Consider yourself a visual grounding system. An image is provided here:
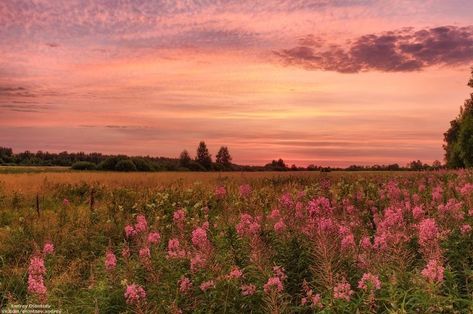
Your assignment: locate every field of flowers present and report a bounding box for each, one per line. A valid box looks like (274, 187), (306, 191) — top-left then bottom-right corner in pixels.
(0, 170), (472, 313)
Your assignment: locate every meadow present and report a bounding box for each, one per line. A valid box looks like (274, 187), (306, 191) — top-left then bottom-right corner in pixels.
(0, 170), (472, 313)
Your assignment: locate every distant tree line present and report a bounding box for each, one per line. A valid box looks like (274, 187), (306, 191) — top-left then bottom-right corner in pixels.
(0, 142), (443, 172)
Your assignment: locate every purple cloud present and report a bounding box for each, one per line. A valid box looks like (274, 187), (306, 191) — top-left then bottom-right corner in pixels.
(276, 25), (473, 73)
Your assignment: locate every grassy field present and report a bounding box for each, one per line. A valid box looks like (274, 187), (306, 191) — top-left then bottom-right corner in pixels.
(0, 170), (472, 313)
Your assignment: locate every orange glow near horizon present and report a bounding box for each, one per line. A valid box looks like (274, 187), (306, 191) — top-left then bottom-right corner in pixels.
(1, 1), (473, 166)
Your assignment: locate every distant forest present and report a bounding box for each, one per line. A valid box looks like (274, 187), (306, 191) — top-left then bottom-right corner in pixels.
(0, 142), (443, 172)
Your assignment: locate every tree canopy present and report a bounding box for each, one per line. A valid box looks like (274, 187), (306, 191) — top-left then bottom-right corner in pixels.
(444, 68), (473, 168)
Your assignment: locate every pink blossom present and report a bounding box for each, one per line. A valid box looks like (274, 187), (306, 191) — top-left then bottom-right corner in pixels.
(63, 198), (70, 206)
(341, 234), (355, 250)
(28, 274), (47, 297)
(200, 280), (215, 292)
(264, 276), (283, 293)
(358, 273), (381, 291)
(139, 247), (151, 262)
(418, 218), (439, 247)
(241, 284), (256, 296)
(147, 232), (161, 245)
(273, 266), (287, 281)
(460, 224), (472, 235)
(307, 196), (332, 217)
(227, 267), (243, 280)
(421, 259), (445, 283)
(239, 184), (252, 198)
(43, 242), (54, 255)
(459, 183), (473, 197)
(215, 186), (227, 199)
(134, 215), (148, 233)
(190, 253), (207, 272)
(360, 236), (372, 250)
(191, 227), (209, 249)
(432, 186), (443, 202)
(236, 213), (261, 238)
(178, 276), (192, 293)
(167, 238), (186, 259)
(28, 256), (46, 276)
(105, 249), (117, 271)
(412, 206), (424, 220)
(124, 283), (146, 305)
(124, 225), (136, 238)
(301, 280), (322, 308)
(333, 279), (354, 302)
(279, 193), (293, 207)
(274, 219), (287, 233)
(269, 209), (281, 220)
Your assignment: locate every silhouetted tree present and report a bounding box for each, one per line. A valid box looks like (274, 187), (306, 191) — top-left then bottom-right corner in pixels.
(216, 146), (232, 169)
(179, 150), (192, 168)
(196, 141), (212, 170)
(264, 158), (287, 171)
(444, 68), (473, 168)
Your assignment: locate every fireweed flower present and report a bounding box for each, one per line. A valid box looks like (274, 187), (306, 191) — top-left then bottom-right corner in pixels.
(28, 256), (47, 298)
(301, 280), (322, 308)
(274, 219), (287, 233)
(239, 184), (252, 198)
(264, 277), (283, 294)
(105, 249), (117, 271)
(279, 192), (293, 207)
(241, 284), (256, 296)
(358, 273), (381, 291)
(178, 276), (192, 293)
(214, 186), (227, 199)
(139, 247), (151, 260)
(134, 215), (148, 233)
(200, 280), (215, 292)
(190, 253), (207, 272)
(173, 209), (186, 229)
(124, 283), (146, 305)
(167, 238), (186, 259)
(63, 198), (70, 206)
(191, 227), (209, 249)
(227, 266), (243, 280)
(460, 224), (472, 235)
(333, 279), (354, 302)
(308, 196), (332, 217)
(147, 232), (161, 245)
(124, 225), (136, 238)
(341, 234), (355, 250)
(269, 209), (281, 220)
(43, 242), (54, 255)
(236, 213), (261, 238)
(421, 259), (445, 283)
(412, 206), (425, 220)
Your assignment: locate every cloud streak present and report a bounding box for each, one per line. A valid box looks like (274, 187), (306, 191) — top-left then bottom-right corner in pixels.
(276, 25), (473, 73)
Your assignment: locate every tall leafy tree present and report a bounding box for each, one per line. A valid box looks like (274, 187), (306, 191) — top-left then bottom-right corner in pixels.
(216, 146), (232, 168)
(444, 68), (473, 168)
(196, 141), (212, 170)
(179, 150), (191, 168)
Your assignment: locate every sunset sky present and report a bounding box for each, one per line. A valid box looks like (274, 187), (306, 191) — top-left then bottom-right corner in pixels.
(1, 0), (473, 166)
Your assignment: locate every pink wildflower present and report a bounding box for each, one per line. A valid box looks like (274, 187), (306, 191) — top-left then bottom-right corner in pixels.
(264, 276), (283, 293)
(273, 266), (287, 281)
(28, 274), (47, 296)
(191, 227), (209, 249)
(167, 238), (186, 259)
(274, 219), (287, 233)
(418, 218), (439, 247)
(241, 284), (257, 296)
(333, 279), (354, 302)
(358, 273), (381, 291)
(124, 283), (146, 305)
(239, 184), (252, 198)
(360, 236), (372, 250)
(236, 213), (261, 238)
(134, 215), (148, 233)
(341, 234), (355, 250)
(421, 259), (445, 283)
(63, 198), (70, 206)
(178, 276), (192, 293)
(124, 225), (136, 238)
(412, 206), (424, 220)
(460, 224), (472, 235)
(28, 256), (46, 276)
(190, 253), (207, 272)
(215, 186), (227, 199)
(43, 242), (54, 255)
(147, 232), (161, 245)
(301, 280), (322, 308)
(227, 266), (243, 280)
(139, 247), (151, 263)
(105, 249), (117, 271)
(200, 280), (215, 292)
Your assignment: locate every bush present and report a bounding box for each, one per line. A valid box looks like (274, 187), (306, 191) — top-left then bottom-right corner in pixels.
(71, 161), (96, 170)
(114, 159), (137, 172)
(131, 158), (154, 172)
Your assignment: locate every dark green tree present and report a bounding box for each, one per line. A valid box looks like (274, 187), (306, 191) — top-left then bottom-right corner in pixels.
(195, 141), (212, 170)
(216, 146), (232, 168)
(444, 68), (473, 168)
(179, 150), (192, 168)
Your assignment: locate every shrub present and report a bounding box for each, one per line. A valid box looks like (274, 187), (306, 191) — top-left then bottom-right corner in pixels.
(114, 159), (137, 172)
(71, 161), (96, 170)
